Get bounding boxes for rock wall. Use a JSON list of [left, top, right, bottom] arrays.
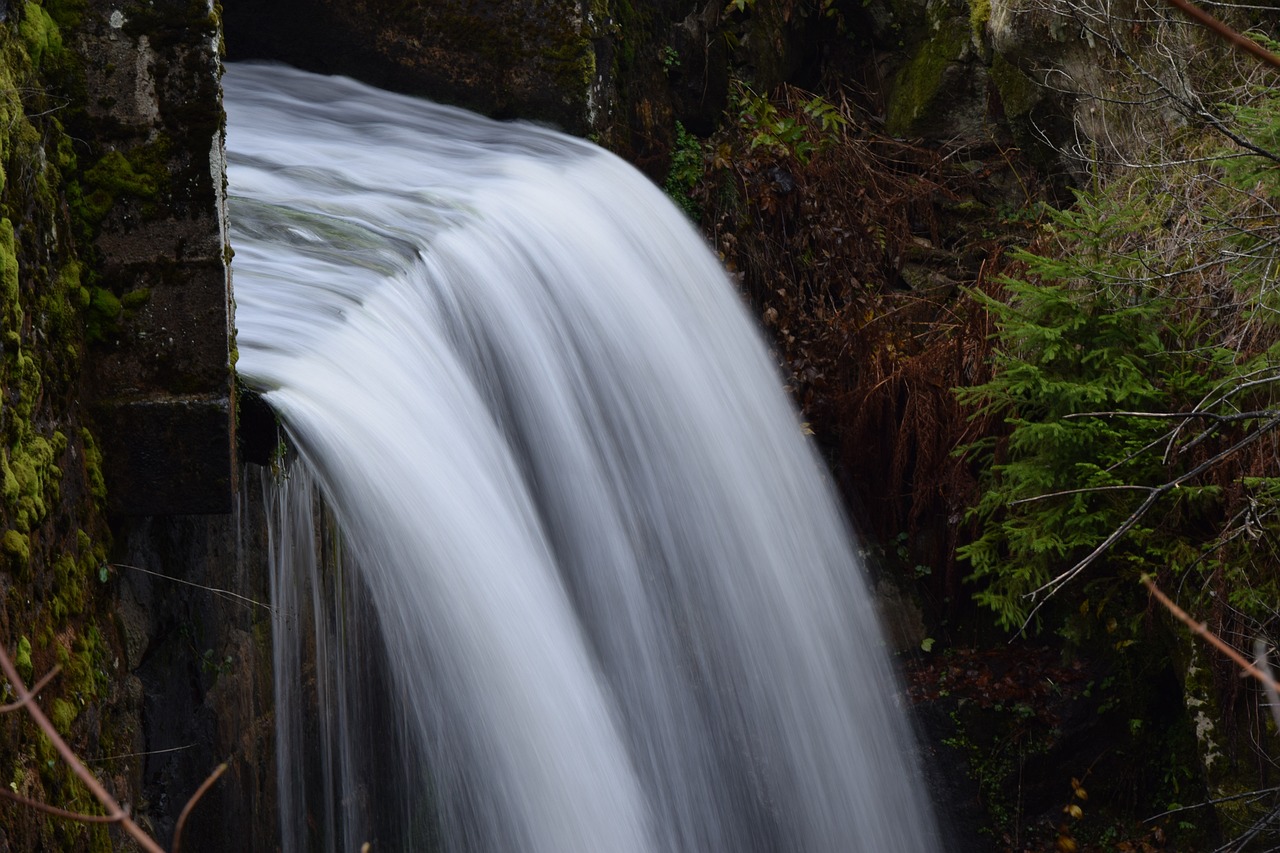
[[0, 1, 264, 850], [222, 0, 823, 174], [226, 0, 607, 133], [72, 1, 234, 517]]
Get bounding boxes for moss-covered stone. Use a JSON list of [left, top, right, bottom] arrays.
[[48, 697, 77, 736], [886, 9, 973, 137], [969, 0, 991, 43], [0, 6, 143, 847], [0, 218, 22, 331], [988, 51, 1038, 119], [17, 3, 62, 70], [14, 634, 33, 682], [3, 529, 30, 564]]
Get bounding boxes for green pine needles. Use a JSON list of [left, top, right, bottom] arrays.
[[956, 180, 1280, 633]]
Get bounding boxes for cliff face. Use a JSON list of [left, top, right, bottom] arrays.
[[226, 0, 607, 133], [75, 0, 234, 518], [0, 2, 267, 850]]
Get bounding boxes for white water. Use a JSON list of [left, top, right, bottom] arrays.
[[227, 62, 939, 853]]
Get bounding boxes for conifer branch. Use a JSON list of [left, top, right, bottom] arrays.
[[1018, 415, 1280, 633]]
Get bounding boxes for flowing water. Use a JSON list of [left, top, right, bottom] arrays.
[[226, 62, 939, 853]]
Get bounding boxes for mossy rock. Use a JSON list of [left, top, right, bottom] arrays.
[[885, 9, 980, 139]]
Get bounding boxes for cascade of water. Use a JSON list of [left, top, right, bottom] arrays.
[[228, 62, 939, 853]]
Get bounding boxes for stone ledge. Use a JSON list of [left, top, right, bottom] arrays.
[[95, 394, 235, 516]]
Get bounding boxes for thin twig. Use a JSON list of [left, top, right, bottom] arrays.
[[1143, 576, 1280, 692], [1146, 785, 1280, 820], [171, 763, 226, 853], [114, 563, 274, 613], [0, 787, 119, 823], [1064, 409, 1280, 423], [1009, 484, 1153, 506], [0, 665, 62, 712], [87, 742, 197, 764], [0, 643, 166, 853]]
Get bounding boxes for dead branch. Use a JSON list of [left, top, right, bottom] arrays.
[[0, 640, 229, 852], [1161, 0, 1280, 71], [1143, 575, 1280, 691], [0, 641, 166, 853], [171, 763, 227, 853], [0, 664, 61, 712], [113, 563, 275, 613], [0, 786, 121, 824]]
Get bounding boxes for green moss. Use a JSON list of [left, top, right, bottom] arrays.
[[885, 15, 970, 136], [969, 0, 990, 43], [120, 287, 150, 310], [545, 32, 598, 101], [988, 52, 1038, 118], [52, 126, 76, 173], [2, 529, 30, 564], [48, 697, 76, 736], [88, 287, 120, 319], [14, 350, 41, 419], [14, 635, 32, 682], [0, 450, 17, 507], [51, 553, 85, 622], [85, 287, 121, 342], [18, 3, 63, 71], [41, 0, 86, 30], [7, 433, 56, 531], [66, 625, 106, 698], [80, 428, 106, 503], [84, 148, 158, 199], [0, 219, 21, 332]]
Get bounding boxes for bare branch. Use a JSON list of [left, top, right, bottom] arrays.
[[0, 642, 167, 853], [1009, 484, 1154, 506], [171, 763, 227, 853], [0, 786, 120, 824], [1146, 785, 1280, 820], [1143, 575, 1280, 691], [1064, 409, 1280, 423], [1160, 0, 1280, 71], [88, 743, 198, 764], [0, 665, 62, 713], [114, 563, 274, 613]]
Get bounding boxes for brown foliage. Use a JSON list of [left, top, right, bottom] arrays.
[[687, 83, 1033, 596]]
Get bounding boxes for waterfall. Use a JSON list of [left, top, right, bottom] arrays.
[[227, 62, 940, 853]]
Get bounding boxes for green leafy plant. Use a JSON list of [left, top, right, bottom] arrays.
[[956, 181, 1280, 632], [731, 84, 847, 165], [663, 121, 705, 220]]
